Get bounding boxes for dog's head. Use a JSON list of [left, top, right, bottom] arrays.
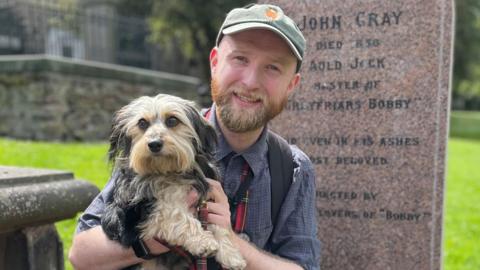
[[108, 94, 217, 176]]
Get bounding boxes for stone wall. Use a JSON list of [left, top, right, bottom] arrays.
[[0, 55, 202, 141]]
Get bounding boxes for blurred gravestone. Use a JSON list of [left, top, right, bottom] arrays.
[[259, 0, 454, 269]]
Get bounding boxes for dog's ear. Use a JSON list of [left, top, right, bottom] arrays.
[[108, 109, 132, 164], [195, 154, 220, 181], [184, 104, 217, 156]]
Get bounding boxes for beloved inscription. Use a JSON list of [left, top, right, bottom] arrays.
[[286, 135, 420, 167], [309, 156, 388, 165]]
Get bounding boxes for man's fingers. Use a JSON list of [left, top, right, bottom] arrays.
[[207, 213, 231, 229], [206, 201, 229, 217], [205, 183, 233, 231], [206, 179, 228, 204], [206, 201, 232, 230]]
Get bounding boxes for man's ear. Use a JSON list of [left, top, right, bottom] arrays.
[[287, 73, 301, 95], [209, 47, 218, 74]]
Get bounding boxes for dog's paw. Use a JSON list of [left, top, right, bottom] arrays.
[[225, 258, 247, 270], [185, 233, 219, 257], [215, 244, 246, 270], [205, 224, 246, 269]]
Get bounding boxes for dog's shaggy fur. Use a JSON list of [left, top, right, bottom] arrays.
[[101, 94, 246, 270]]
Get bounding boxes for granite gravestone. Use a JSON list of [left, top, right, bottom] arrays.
[[258, 0, 453, 269]]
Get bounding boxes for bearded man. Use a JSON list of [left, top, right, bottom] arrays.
[[69, 4, 320, 270]]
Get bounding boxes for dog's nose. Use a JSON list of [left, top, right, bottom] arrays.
[[148, 140, 163, 153]]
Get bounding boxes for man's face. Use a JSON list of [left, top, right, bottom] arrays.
[[210, 29, 300, 133]]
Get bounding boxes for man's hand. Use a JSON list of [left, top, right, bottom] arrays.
[[205, 179, 232, 230]]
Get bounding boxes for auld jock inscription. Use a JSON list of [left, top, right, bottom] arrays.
[[259, 0, 453, 269]]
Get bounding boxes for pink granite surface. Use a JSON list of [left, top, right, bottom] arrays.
[[258, 1, 453, 269]]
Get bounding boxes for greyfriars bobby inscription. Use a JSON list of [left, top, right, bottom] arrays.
[[259, 0, 453, 269]]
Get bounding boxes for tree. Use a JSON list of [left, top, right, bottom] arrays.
[[453, 0, 480, 108], [116, 0, 154, 17], [147, 0, 250, 82]]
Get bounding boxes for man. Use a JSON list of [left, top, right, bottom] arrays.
[[69, 3, 320, 270]]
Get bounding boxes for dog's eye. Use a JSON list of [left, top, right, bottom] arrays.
[[138, 118, 149, 130], [165, 116, 179, 128]]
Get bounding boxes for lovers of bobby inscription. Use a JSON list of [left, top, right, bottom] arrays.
[[259, 1, 453, 269]]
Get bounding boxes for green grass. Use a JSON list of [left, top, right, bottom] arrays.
[[444, 138, 480, 269], [0, 137, 479, 269]]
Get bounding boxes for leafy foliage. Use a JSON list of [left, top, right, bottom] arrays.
[[454, 0, 480, 104], [147, 0, 250, 81]]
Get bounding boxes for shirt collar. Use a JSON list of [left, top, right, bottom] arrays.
[[207, 104, 268, 177]]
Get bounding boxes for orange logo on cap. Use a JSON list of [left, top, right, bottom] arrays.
[[265, 7, 278, 20]]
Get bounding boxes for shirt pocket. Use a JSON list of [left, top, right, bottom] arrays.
[[244, 186, 273, 248]]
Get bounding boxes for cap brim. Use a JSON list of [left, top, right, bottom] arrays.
[[222, 22, 302, 61]]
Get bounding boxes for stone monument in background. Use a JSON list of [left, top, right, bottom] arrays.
[[259, 0, 454, 269]]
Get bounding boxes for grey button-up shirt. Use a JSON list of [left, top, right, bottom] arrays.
[[77, 105, 320, 270]]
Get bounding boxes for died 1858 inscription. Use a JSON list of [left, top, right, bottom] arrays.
[[259, 0, 454, 269]]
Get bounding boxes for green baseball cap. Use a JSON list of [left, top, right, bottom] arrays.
[[216, 4, 306, 72]]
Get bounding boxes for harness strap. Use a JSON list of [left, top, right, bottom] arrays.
[[266, 131, 294, 226], [197, 201, 209, 270]]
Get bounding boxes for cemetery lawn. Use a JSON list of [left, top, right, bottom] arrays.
[[444, 138, 480, 269], [0, 137, 479, 270]]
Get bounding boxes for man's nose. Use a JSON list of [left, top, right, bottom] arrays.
[[241, 66, 261, 90]]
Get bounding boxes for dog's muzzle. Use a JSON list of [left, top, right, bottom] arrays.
[[148, 140, 164, 153]]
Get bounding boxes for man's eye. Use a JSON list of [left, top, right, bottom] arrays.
[[138, 118, 149, 130], [234, 56, 248, 63], [267, 64, 280, 72], [165, 116, 179, 128]]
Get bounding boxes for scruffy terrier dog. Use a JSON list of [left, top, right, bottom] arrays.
[[101, 94, 246, 270]]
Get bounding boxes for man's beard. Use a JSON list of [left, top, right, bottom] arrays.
[[211, 77, 287, 133]]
